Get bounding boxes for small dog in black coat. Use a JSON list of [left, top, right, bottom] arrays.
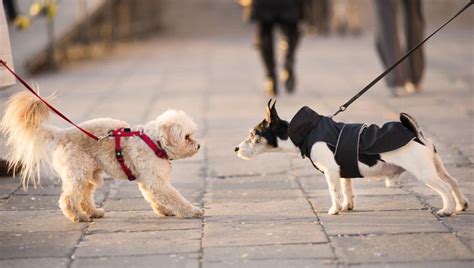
[[235, 100, 468, 217]]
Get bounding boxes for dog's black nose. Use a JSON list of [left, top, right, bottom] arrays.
[[197, 144, 201, 150], [234, 147, 239, 152]]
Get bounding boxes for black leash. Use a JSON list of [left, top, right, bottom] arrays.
[[332, 0, 472, 118]]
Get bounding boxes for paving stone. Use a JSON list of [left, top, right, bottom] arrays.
[[442, 214, 474, 252], [74, 229, 201, 257], [87, 211, 201, 233], [309, 194, 424, 214], [72, 254, 199, 268], [0, 257, 69, 268], [204, 244, 334, 261], [208, 154, 290, 178], [0, 191, 106, 211], [202, 259, 337, 268], [103, 198, 151, 212], [409, 182, 474, 197], [333, 233, 473, 264], [171, 162, 206, 183], [352, 260, 474, 268], [208, 175, 299, 191], [0, 195, 60, 211], [0, 210, 86, 232], [319, 210, 447, 235], [0, 231, 82, 258], [203, 220, 327, 247], [13, 184, 62, 196], [0, 177, 20, 199], [206, 189, 303, 204], [108, 183, 143, 199], [205, 199, 315, 223]]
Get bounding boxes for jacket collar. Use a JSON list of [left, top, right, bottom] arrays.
[[288, 106, 324, 148]]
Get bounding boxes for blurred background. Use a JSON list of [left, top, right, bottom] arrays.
[[3, 0, 473, 75]]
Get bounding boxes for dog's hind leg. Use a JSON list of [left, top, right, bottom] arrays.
[[382, 142, 455, 217], [434, 154, 469, 212], [54, 147, 93, 222], [81, 171, 105, 219], [341, 178, 354, 211], [58, 177, 91, 222]]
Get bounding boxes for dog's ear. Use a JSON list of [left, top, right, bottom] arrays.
[[270, 100, 280, 121], [161, 122, 183, 148], [265, 99, 272, 123]]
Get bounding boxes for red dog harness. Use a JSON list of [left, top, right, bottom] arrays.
[[110, 128, 169, 181]]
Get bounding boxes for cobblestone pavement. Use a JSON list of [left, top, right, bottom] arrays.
[[0, 30, 473, 267]]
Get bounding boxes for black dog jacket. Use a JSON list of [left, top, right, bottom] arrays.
[[288, 106, 416, 178]]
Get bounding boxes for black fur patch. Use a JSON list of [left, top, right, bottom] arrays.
[[254, 119, 289, 148]]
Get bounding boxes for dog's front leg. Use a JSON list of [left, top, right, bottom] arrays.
[[138, 182, 203, 218], [341, 178, 354, 211], [138, 186, 175, 216], [324, 169, 343, 215]]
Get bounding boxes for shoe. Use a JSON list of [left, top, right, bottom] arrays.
[[406, 81, 423, 93], [264, 76, 278, 97], [404, 81, 416, 94], [389, 86, 410, 97], [282, 68, 295, 94]]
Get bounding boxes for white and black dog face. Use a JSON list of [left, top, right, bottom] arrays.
[[235, 100, 289, 159]]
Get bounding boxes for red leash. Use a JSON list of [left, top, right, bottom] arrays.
[[1, 60, 170, 181], [0, 59, 100, 141]]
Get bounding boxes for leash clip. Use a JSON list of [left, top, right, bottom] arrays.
[[98, 130, 114, 141]]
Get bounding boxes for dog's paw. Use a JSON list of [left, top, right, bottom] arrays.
[[328, 206, 341, 215], [73, 214, 92, 222], [177, 207, 204, 218], [385, 177, 401, 188], [90, 208, 105, 218], [191, 207, 204, 218], [342, 201, 354, 211], [436, 209, 454, 217], [456, 199, 469, 212]]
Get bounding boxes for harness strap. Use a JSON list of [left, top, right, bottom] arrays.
[[112, 128, 168, 181]]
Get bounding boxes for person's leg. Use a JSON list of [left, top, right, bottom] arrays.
[[280, 21, 300, 93], [3, 0, 18, 21], [373, 0, 409, 93], [256, 21, 278, 96], [402, 0, 425, 89]]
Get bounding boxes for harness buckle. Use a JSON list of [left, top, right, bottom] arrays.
[[116, 150, 124, 160]]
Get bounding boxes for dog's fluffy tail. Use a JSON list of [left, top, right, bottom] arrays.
[[400, 112, 434, 150], [1, 92, 56, 188]]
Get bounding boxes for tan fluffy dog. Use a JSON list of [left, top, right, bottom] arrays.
[[1, 92, 203, 222]]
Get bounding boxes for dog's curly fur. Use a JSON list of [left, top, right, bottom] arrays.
[[1, 92, 203, 222]]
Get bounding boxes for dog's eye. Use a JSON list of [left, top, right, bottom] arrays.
[[185, 134, 191, 141]]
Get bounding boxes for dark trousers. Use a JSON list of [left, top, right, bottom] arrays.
[[3, 0, 18, 21], [256, 21, 300, 79], [374, 0, 424, 87]]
